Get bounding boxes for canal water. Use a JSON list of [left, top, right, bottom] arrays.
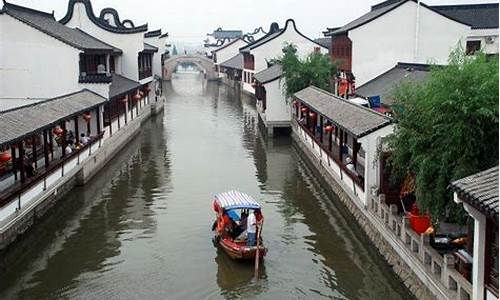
[[0, 72, 414, 300]]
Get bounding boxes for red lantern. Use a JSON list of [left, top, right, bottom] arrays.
[[0, 151, 11, 163], [83, 112, 91, 122], [324, 125, 333, 133], [53, 127, 64, 136], [144, 86, 151, 93], [292, 100, 298, 106], [133, 93, 141, 101], [139, 91, 145, 98], [301, 107, 308, 113], [309, 112, 316, 118], [121, 96, 128, 104]]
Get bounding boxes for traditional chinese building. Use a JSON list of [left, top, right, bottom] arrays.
[[325, 0, 471, 87], [144, 29, 170, 79], [451, 167, 499, 300]]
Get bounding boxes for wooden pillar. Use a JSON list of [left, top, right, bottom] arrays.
[[353, 139, 359, 169], [49, 131, 54, 160], [18, 141, 25, 184], [117, 101, 121, 130], [74, 116, 80, 146], [130, 94, 134, 121], [328, 128, 333, 152], [124, 96, 128, 125], [32, 135, 37, 168], [319, 116, 324, 143], [11, 145, 17, 180], [87, 117, 91, 135], [43, 130, 49, 168], [95, 106, 101, 134], [339, 128, 344, 162], [61, 122, 67, 158]]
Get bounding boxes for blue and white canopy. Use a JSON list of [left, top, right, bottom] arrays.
[[215, 190, 261, 210]]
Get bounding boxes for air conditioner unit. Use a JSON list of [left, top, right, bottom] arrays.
[[485, 36, 495, 44]]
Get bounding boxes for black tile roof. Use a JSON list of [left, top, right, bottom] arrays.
[[220, 54, 243, 70], [294, 86, 392, 138], [240, 19, 327, 52], [254, 64, 282, 84], [0, 90, 107, 148], [314, 37, 331, 51], [143, 42, 159, 53], [431, 3, 499, 29], [3, 2, 121, 53], [327, 0, 471, 36], [356, 62, 432, 106], [109, 74, 141, 99], [208, 28, 243, 39], [60, 0, 148, 34], [450, 166, 499, 219], [144, 29, 162, 38]]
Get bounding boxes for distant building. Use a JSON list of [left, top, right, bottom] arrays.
[[144, 29, 170, 79], [239, 19, 328, 95], [325, 0, 471, 87], [254, 64, 289, 136], [212, 38, 248, 75]]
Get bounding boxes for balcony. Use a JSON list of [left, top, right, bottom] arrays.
[[139, 69, 153, 80], [79, 72, 112, 83]]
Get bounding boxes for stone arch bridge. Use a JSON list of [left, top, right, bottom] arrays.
[[163, 55, 217, 81]]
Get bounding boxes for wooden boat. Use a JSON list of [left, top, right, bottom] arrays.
[[212, 190, 267, 260]]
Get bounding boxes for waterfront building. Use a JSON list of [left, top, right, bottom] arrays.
[[355, 62, 432, 111], [0, 0, 161, 250], [451, 167, 499, 300], [325, 0, 471, 88], [60, 0, 153, 88], [432, 3, 499, 56], [144, 29, 170, 79], [254, 64, 290, 136], [0, 1, 120, 110], [239, 19, 328, 95], [219, 54, 244, 84], [212, 38, 248, 75], [204, 28, 243, 58], [292, 86, 393, 207]]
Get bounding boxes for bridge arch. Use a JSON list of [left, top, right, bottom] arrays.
[[163, 55, 217, 81]]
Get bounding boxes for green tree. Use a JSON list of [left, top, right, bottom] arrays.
[[388, 49, 499, 223], [279, 44, 337, 98]]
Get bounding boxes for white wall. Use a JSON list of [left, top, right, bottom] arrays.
[[358, 124, 394, 205], [264, 79, 290, 124], [0, 14, 81, 102], [250, 20, 328, 73], [349, 1, 470, 85], [214, 39, 247, 66], [468, 28, 499, 55], [64, 3, 144, 81], [144, 35, 167, 78]]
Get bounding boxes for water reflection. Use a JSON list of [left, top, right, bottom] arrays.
[[0, 73, 413, 300]]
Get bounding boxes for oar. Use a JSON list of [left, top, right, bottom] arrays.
[[254, 220, 263, 280]]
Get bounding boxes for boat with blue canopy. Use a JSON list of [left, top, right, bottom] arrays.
[[212, 190, 266, 260]]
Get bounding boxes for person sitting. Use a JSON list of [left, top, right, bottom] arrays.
[[80, 133, 90, 145], [65, 141, 73, 155], [246, 211, 257, 246], [345, 157, 356, 174]]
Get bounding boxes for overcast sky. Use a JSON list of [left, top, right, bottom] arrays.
[[7, 0, 496, 47]]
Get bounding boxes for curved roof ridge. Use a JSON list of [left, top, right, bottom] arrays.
[[59, 0, 148, 34]]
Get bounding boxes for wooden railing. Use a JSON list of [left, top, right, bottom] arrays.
[[0, 133, 104, 209], [296, 120, 365, 190]]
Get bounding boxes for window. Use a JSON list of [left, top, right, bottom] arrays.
[[466, 40, 481, 55], [314, 46, 321, 53]]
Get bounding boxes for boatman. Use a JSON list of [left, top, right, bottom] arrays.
[[247, 211, 257, 246]]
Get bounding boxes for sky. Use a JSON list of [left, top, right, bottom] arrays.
[[6, 0, 497, 48]]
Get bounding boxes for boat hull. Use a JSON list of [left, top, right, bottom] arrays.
[[218, 238, 266, 260]]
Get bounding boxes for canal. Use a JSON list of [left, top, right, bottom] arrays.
[[0, 72, 413, 300]]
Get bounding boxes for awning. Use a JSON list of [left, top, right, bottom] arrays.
[[214, 190, 261, 210]]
